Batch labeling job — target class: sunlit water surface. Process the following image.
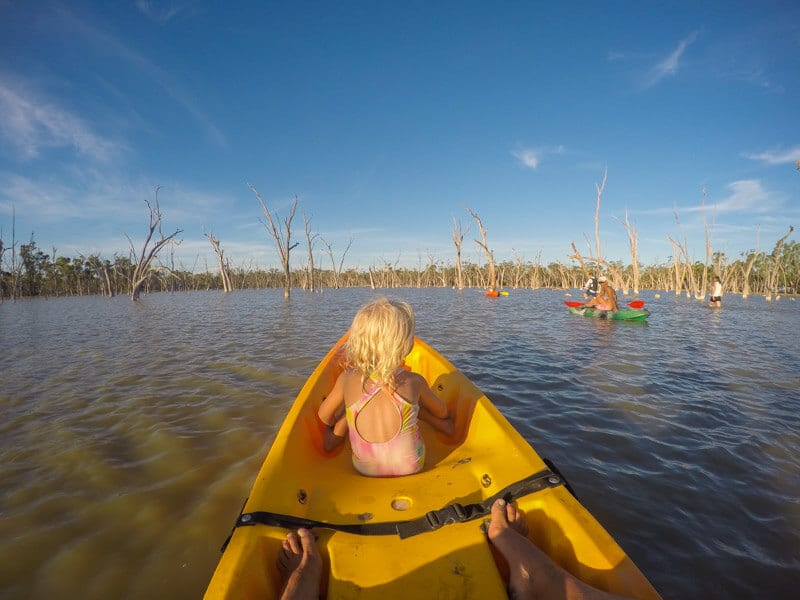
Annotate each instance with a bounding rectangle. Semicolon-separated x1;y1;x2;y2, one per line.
1;288;798;599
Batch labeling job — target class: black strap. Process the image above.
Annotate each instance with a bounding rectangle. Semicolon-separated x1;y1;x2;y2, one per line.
225;468;563;547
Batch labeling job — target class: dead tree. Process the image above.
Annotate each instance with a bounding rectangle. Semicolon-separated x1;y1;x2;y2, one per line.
204;230;233;292
672;208;699;299
451;215;469;290
613;209;641;294
302;212;319;292
667;237;686;295
249;184;298;298
741;227;762;299
568;241;592;282
464;206;496;289
569;169;608;286
593;167;608;261
699;187;713;300
765;226;794;301
322;236;353;289
0;234;5;302
126;187;183;301
83;254;114;297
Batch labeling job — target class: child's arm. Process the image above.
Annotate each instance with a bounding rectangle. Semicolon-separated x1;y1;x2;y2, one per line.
319;373;348;452
322;413;347;452
417;379;455;437
418;404;455;437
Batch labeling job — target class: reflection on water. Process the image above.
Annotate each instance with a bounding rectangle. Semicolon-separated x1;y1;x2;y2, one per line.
1;289;799;599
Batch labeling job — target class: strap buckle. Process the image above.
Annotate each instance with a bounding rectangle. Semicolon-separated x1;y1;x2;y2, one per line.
425;502;470;529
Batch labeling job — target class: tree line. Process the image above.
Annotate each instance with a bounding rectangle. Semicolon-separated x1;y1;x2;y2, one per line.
1;182;796;302
2;236;798;301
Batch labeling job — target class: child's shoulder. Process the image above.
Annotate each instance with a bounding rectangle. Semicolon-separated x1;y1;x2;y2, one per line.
398;369;425;386
336;368;361;383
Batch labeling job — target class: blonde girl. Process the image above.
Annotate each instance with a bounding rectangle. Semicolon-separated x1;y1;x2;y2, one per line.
318;297;453;477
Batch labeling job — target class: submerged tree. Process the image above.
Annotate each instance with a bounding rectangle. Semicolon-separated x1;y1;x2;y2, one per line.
302;212;319;292
670;208;699;299
765;226;794;301
464;206;496;290
322;236;353;290
451;214;469;290
127;187;183;301
614;209;641;294
204;230;233;292
249;183;298;299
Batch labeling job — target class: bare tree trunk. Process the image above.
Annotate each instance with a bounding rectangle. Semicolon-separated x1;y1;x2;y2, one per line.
126;187;183;301
452;215;469;290
249;183;298;298
0;232;6;303
302;212;319;292
204;231;233;292
464;206;496;289
612;209;640;294
322;237;353;289
765;226;794;301
672;209;699;299
700;187;712;300
667;237;684;295
594;168;607;261
568;241;592;281
10;205;20;301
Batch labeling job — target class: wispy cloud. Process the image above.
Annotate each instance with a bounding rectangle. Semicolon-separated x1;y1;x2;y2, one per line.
0;76;123;162
513;145;566;170
743;146;800;165
690;179;780;214
639;179;781;218
645;31;699;87
135;1;185;25
55;7;226;147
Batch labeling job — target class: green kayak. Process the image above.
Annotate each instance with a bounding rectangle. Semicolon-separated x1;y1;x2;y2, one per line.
568;306;650;321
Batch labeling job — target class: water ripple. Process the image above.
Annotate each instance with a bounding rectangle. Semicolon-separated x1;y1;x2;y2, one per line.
1;289;799;599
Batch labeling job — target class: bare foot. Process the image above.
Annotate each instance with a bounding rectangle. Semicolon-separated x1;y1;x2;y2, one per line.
487;499;631;600
487;497;529;539
487;498;538;599
276;528;322;600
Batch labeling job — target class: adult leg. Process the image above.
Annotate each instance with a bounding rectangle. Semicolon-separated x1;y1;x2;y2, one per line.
487;499;630;600
276;528;322;600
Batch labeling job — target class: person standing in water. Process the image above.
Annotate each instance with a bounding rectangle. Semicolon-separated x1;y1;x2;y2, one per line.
708;276;722;308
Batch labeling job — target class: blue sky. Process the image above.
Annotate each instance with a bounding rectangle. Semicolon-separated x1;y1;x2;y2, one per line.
1;1;798;273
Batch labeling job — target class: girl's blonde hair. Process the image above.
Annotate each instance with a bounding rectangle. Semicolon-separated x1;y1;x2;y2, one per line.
346;297;415;390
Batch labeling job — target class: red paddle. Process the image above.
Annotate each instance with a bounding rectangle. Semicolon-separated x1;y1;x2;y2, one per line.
564;300;646;309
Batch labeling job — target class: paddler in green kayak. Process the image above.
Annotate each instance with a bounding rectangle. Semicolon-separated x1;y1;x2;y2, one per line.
585;276;619;312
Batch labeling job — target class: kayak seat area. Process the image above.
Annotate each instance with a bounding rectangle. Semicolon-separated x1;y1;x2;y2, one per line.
206;336;662;599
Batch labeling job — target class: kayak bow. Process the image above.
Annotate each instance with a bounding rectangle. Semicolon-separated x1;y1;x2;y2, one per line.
205;335;660;599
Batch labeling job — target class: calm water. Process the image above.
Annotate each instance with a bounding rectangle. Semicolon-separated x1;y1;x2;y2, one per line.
1;288;798;599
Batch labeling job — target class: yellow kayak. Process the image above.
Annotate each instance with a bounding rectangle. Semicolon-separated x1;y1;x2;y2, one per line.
205;335;661;599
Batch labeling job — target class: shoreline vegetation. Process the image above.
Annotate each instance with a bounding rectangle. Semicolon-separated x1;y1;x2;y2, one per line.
1;185;796;303
3;255;798;303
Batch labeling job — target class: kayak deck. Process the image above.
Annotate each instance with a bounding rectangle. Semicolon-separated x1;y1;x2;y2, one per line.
205;336;661;599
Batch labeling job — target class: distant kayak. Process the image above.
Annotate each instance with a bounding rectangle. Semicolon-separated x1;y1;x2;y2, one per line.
568;306;651;321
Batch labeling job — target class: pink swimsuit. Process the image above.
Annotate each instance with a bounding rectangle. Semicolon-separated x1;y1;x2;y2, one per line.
345;381;425;477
